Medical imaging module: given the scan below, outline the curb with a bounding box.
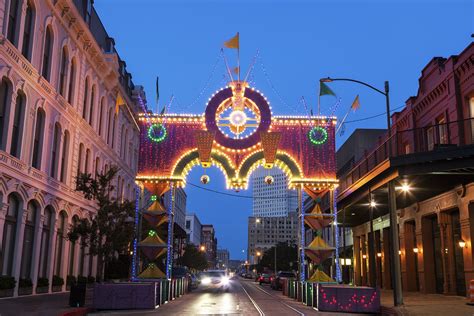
[58,307,94,316]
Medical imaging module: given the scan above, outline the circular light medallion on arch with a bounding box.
[205,82,272,149]
[308,126,328,145]
[147,124,167,143]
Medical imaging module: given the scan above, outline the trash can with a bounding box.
[69,283,86,307]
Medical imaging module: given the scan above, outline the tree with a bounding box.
[68,166,135,281]
[176,244,209,271]
[257,242,298,272]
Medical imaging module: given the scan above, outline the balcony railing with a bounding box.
[338,117,474,193]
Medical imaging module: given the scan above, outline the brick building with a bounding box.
[337,42,474,296]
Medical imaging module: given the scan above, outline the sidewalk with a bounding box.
[381,290,474,316]
[0,292,92,316]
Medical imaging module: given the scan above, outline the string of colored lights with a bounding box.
[131,187,139,280]
[172,54,222,113]
[165,183,175,279]
[333,188,342,283]
[258,55,300,115]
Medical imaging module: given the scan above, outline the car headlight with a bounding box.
[221,276,230,285]
[201,277,211,285]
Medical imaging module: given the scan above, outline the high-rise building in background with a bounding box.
[164,188,187,231]
[247,212,298,264]
[0,0,140,297]
[201,224,218,268]
[251,166,297,217]
[185,213,202,246]
[216,249,230,269]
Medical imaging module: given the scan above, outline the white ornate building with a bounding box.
[0,0,141,296]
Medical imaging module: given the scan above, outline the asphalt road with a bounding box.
[92,277,319,315]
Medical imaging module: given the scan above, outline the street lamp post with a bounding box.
[320,77,403,306]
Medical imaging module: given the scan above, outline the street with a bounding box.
[91,277,323,316]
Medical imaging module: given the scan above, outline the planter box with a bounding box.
[18,287,33,296]
[52,285,63,292]
[0,289,14,298]
[36,286,49,294]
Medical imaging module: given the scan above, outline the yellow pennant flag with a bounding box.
[351,95,360,111]
[224,32,239,49]
[115,92,125,114]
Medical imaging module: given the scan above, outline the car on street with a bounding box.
[270,271,296,290]
[258,273,272,285]
[199,270,231,290]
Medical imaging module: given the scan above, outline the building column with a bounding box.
[30,212,44,294]
[47,219,59,293]
[0,203,8,253]
[382,228,392,289]
[4,92,17,153]
[353,235,361,285]
[458,197,474,296]
[12,209,27,297]
[439,212,456,295]
[415,227,425,293]
[420,216,436,293]
[404,221,418,291]
[375,230,383,288]
[16,0,28,57]
[361,234,367,286]
[399,223,407,291]
[61,229,71,291]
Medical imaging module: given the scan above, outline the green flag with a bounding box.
[320,82,336,97]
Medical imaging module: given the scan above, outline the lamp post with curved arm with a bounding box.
[320,77,403,306]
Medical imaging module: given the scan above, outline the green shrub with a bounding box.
[52,275,64,286]
[77,276,87,284]
[66,275,77,286]
[87,276,95,283]
[19,278,32,288]
[0,276,16,289]
[37,277,49,287]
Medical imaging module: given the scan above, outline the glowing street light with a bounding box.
[459,239,466,248]
[200,245,206,252]
[256,251,261,257]
[370,200,377,208]
[256,218,261,224]
[399,183,411,193]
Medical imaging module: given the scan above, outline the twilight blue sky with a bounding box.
[94,0,473,260]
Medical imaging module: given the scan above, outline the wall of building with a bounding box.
[0,0,140,296]
[247,212,298,264]
[185,213,202,246]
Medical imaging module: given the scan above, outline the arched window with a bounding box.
[120,124,125,158]
[104,164,108,174]
[98,98,105,136]
[10,91,25,158]
[38,206,54,278]
[0,78,12,151]
[67,58,76,105]
[77,143,84,177]
[88,86,95,127]
[58,46,68,97]
[68,215,79,276]
[54,211,67,276]
[82,78,89,120]
[60,130,70,183]
[95,156,100,178]
[21,1,35,60]
[20,200,38,279]
[7,0,21,46]
[50,122,61,179]
[112,114,117,149]
[85,148,91,174]
[32,108,46,169]
[107,108,113,144]
[1,193,21,276]
[41,26,53,81]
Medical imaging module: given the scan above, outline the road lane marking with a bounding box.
[251,283,305,316]
[240,283,265,316]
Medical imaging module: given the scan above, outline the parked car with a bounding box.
[270,271,296,290]
[258,273,272,285]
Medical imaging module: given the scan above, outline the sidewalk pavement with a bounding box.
[0,292,92,316]
[380,290,474,316]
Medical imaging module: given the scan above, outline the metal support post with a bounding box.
[298,186,305,282]
[388,180,403,306]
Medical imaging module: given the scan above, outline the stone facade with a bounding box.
[0,0,140,296]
